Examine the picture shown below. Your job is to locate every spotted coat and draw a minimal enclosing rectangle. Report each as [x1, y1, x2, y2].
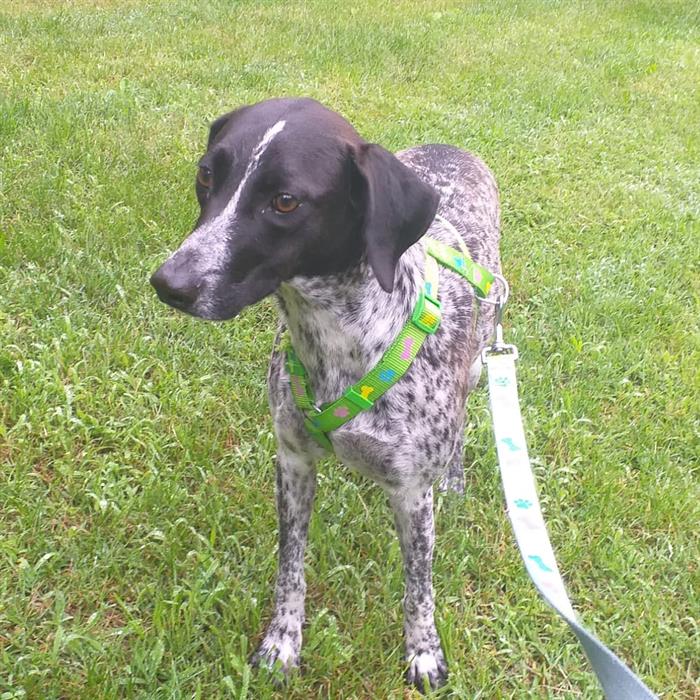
[150, 99, 501, 693]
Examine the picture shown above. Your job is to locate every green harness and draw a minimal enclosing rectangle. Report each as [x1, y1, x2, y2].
[285, 236, 496, 450]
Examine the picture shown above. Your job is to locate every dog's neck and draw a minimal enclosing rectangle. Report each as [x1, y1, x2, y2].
[276, 246, 423, 406]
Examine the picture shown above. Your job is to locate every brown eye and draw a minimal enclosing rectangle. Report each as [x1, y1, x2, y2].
[197, 165, 213, 189]
[272, 193, 299, 213]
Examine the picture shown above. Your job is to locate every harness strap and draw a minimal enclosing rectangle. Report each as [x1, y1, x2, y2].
[425, 236, 494, 298]
[286, 235, 494, 450]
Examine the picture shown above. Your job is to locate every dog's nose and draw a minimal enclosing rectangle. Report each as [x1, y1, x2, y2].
[150, 262, 199, 310]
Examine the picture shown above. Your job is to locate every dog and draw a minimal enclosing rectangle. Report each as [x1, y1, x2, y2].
[150, 97, 501, 691]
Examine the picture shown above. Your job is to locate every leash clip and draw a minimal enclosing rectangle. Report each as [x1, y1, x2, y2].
[482, 291, 518, 363]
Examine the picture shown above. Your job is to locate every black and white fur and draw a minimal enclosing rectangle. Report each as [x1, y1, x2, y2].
[151, 97, 501, 691]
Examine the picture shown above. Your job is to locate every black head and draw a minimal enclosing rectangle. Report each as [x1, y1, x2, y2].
[150, 97, 439, 320]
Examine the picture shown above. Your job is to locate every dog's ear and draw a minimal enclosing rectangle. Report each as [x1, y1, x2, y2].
[207, 105, 253, 148]
[351, 143, 439, 293]
[207, 113, 232, 148]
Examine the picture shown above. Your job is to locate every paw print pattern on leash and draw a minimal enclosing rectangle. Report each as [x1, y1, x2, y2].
[501, 437, 521, 452]
[359, 385, 374, 400]
[528, 555, 553, 573]
[514, 498, 533, 509]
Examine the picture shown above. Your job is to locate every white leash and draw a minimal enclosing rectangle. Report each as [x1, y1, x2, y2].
[480, 288, 658, 699]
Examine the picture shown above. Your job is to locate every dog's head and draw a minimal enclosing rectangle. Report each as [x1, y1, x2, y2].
[150, 98, 439, 320]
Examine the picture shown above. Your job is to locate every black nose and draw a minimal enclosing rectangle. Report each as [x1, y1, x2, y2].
[150, 262, 199, 310]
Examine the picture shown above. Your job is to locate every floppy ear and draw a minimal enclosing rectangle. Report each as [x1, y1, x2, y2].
[207, 104, 253, 148]
[207, 112, 232, 148]
[351, 143, 439, 292]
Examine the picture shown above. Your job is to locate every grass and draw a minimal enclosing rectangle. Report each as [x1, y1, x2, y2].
[1, 0, 698, 697]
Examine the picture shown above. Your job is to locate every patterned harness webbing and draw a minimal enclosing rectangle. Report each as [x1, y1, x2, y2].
[285, 236, 495, 450]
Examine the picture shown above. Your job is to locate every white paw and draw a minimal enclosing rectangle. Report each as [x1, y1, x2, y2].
[406, 649, 448, 693]
[251, 628, 301, 678]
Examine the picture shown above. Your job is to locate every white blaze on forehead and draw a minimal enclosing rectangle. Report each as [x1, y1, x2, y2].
[171, 119, 287, 266]
[215, 118, 287, 227]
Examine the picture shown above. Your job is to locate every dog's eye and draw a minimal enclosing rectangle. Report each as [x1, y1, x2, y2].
[197, 166, 213, 189]
[272, 193, 299, 213]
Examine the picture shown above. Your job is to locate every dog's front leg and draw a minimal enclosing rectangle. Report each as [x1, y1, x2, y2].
[252, 450, 317, 676]
[389, 485, 448, 692]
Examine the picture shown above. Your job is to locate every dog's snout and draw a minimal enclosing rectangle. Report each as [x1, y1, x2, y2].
[150, 261, 200, 310]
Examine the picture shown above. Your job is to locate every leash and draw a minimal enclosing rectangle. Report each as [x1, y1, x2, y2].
[482, 290, 658, 699]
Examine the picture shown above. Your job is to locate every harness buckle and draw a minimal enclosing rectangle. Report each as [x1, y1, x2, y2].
[411, 291, 441, 334]
[344, 387, 374, 410]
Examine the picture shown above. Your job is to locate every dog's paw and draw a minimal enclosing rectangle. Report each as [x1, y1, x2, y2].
[250, 628, 301, 681]
[405, 649, 448, 694]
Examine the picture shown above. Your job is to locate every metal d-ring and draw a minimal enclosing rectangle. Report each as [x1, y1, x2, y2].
[479, 272, 510, 310]
[479, 273, 517, 361]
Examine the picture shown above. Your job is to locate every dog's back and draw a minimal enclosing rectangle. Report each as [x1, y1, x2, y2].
[400, 144, 501, 352]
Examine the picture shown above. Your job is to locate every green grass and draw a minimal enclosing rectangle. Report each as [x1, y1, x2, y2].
[1, 0, 699, 697]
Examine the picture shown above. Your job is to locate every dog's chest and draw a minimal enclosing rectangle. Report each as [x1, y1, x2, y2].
[272, 251, 476, 489]
[328, 373, 462, 489]
[269, 344, 463, 489]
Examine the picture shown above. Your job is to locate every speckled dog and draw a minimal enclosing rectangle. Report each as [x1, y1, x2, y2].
[151, 97, 501, 691]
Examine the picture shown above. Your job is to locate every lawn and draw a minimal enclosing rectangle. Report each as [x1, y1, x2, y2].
[1, 0, 698, 697]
